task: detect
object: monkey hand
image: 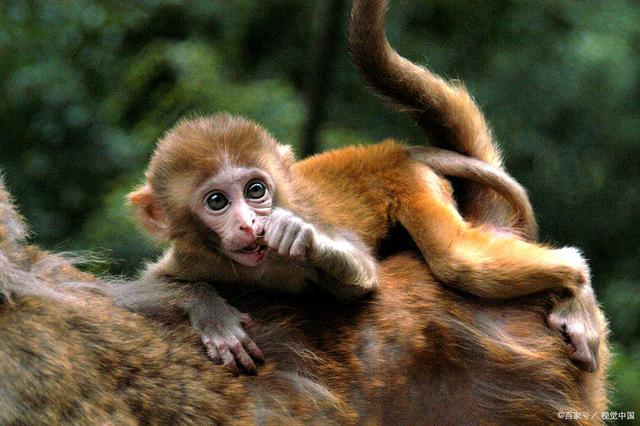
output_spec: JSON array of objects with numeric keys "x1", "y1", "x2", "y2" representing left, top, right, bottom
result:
[
  {"x1": 191, "y1": 297, "x2": 264, "y2": 375},
  {"x1": 264, "y1": 208, "x2": 321, "y2": 259},
  {"x1": 547, "y1": 281, "x2": 601, "y2": 373}
]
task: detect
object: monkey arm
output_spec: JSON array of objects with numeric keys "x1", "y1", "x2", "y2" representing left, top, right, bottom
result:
[
  {"x1": 306, "y1": 230, "x2": 380, "y2": 300},
  {"x1": 264, "y1": 208, "x2": 379, "y2": 300},
  {"x1": 109, "y1": 276, "x2": 263, "y2": 374},
  {"x1": 183, "y1": 284, "x2": 264, "y2": 374},
  {"x1": 107, "y1": 276, "x2": 182, "y2": 314}
]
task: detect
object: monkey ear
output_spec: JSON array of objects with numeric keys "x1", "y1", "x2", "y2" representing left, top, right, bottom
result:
[
  {"x1": 128, "y1": 184, "x2": 170, "y2": 241},
  {"x1": 277, "y1": 144, "x2": 296, "y2": 168}
]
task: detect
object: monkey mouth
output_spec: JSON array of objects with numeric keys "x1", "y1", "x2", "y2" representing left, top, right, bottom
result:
[{"x1": 239, "y1": 243, "x2": 267, "y2": 254}]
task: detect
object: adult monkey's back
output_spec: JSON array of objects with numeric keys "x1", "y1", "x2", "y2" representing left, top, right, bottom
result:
[{"x1": 0, "y1": 180, "x2": 608, "y2": 424}]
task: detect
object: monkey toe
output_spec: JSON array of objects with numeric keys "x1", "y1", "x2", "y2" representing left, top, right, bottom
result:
[
  {"x1": 566, "y1": 328, "x2": 599, "y2": 373},
  {"x1": 549, "y1": 315, "x2": 598, "y2": 373},
  {"x1": 569, "y1": 343, "x2": 598, "y2": 373}
]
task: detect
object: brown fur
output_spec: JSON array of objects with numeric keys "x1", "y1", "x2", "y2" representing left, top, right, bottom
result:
[{"x1": 0, "y1": 179, "x2": 609, "y2": 424}]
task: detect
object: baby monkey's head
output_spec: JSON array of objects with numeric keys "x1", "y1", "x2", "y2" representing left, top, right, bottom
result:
[{"x1": 129, "y1": 114, "x2": 296, "y2": 266}]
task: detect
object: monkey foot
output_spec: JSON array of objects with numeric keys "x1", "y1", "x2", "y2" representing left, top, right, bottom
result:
[{"x1": 547, "y1": 290, "x2": 600, "y2": 373}]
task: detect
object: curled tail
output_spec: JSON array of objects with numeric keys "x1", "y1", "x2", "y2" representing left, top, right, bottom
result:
[
  {"x1": 349, "y1": 0, "x2": 529, "y2": 234},
  {"x1": 409, "y1": 147, "x2": 537, "y2": 239}
]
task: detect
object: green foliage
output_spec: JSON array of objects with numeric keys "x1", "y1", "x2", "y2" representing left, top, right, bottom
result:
[{"x1": 0, "y1": 0, "x2": 638, "y2": 415}]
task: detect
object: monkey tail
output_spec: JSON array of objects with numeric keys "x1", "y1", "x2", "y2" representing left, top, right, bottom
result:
[
  {"x1": 349, "y1": 0, "x2": 531, "y2": 235},
  {"x1": 349, "y1": 0, "x2": 500, "y2": 166},
  {"x1": 409, "y1": 147, "x2": 537, "y2": 239}
]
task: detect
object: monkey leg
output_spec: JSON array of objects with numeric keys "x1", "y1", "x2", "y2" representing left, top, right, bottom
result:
[{"x1": 395, "y1": 168, "x2": 589, "y2": 300}]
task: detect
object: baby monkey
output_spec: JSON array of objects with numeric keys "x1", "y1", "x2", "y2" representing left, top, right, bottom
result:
[
  {"x1": 119, "y1": 0, "x2": 598, "y2": 374},
  {"x1": 123, "y1": 114, "x2": 590, "y2": 374}
]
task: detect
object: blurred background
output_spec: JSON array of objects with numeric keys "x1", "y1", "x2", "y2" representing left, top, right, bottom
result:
[{"x1": 0, "y1": 0, "x2": 638, "y2": 416}]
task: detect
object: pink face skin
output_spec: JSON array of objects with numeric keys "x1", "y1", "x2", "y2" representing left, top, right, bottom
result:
[{"x1": 192, "y1": 166, "x2": 273, "y2": 266}]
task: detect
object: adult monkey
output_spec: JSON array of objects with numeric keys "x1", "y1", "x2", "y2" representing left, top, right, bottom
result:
[
  {"x1": 0, "y1": 178, "x2": 608, "y2": 424},
  {"x1": 0, "y1": 0, "x2": 608, "y2": 424}
]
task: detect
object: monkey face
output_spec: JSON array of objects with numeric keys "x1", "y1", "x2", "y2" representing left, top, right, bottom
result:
[{"x1": 192, "y1": 165, "x2": 273, "y2": 267}]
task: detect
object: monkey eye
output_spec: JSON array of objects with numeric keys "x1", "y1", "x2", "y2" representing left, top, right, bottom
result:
[
  {"x1": 204, "y1": 192, "x2": 229, "y2": 211},
  {"x1": 245, "y1": 180, "x2": 267, "y2": 200}
]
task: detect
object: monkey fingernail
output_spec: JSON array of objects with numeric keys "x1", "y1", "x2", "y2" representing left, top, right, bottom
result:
[
  {"x1": 243, "y1": 362, "x2": 258, "y2": 375},
  {"x1": 206, "y1": 348, "x2": 222, "y2": 364}
]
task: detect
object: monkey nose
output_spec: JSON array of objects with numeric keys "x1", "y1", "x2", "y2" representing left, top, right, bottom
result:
[{"x1": 239, "y1": 224, "x2": 253, "y2": 234}]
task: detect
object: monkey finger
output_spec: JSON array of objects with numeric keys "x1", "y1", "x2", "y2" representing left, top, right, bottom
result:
[
  {"x1": 278, "y1": 223, "x2": 298, "y2": 256},
  {"x1": 241, "y1": 335, "x2": 265, "y2": 363},
  {"x1": 254, "y1": 215, "x2": 269, "y2": 234},
  {"x1": 263, "y1": 209, "x2": 281, "y2": 233},
  {"x1": 206, "y1": 344, "x2": 222, "y2": 364},
  {"x1": 290, "y1": 228, "x2": 311, "y2": 258},
  {"x1": 202, "y1": 335, "x2": 222, "y2": 364},
  {"x1": 228, "y1": 336, "x2": 257, "y2": 375},
  {"x1": 264, "y1": 218, "x2": 286, "y2": 249},
  {"x1": 213, "y1": 337, "x2": 239, "y2": 374}
]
